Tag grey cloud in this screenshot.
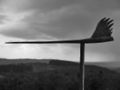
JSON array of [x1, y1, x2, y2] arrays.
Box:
[[1, 4, 95, 39], [30, 0, 120, 13], [23, 0, 81, 12], [0, 15, 7, 24], [1, 0, 120, 40], [1, 29, 55, 40], [2, 0, 81, 12], [4, 0, 119, 13]]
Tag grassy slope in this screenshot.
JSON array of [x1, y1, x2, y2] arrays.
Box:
[[0, 59, 119, 90]]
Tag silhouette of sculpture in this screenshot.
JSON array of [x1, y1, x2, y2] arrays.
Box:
[[92, 18, 113, 38], [6, 17, 114, 90], [6, 18, 114, 44]]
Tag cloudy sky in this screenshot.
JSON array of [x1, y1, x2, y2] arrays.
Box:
[[0, 0, 120, 62]]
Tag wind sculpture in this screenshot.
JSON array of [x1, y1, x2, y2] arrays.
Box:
[[6, 17, 114, 90]]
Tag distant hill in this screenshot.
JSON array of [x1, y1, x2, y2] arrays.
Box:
[[0, 58, 120, 72], [86, 61, 120, 68], [1, 58, 120, 68], [112, 67, 120, 73], [0, 59, 119, 90], [0, 58, 53, 65]]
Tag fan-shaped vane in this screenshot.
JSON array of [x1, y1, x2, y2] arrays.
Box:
[[91, 17, 113, 39]]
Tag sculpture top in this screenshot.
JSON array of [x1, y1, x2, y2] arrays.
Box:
[[6, 17, 114, 44], [92, 17, 113, 38]]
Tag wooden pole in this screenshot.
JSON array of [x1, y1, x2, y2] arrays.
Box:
[[80, 43, 85, 90]]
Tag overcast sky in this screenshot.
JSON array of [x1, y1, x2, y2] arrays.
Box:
[[0, 0, 120, 62]]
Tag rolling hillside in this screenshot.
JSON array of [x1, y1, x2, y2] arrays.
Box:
[[0, 59, 119, 90]]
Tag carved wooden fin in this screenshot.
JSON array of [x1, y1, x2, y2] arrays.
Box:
[[91, 17, 114, 39]]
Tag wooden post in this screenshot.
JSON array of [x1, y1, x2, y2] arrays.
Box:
[[80, 43, 85, 90]]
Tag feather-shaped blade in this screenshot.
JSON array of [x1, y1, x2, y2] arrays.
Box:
[[92, 17, 114, 38]]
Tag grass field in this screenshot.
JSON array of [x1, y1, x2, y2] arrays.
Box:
[[0, 59, 119, 90]]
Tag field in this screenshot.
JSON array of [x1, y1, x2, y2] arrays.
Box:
[[0, 59, 119, 90]]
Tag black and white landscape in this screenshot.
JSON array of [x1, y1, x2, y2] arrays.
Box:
[[0, 0, 120, 90]]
